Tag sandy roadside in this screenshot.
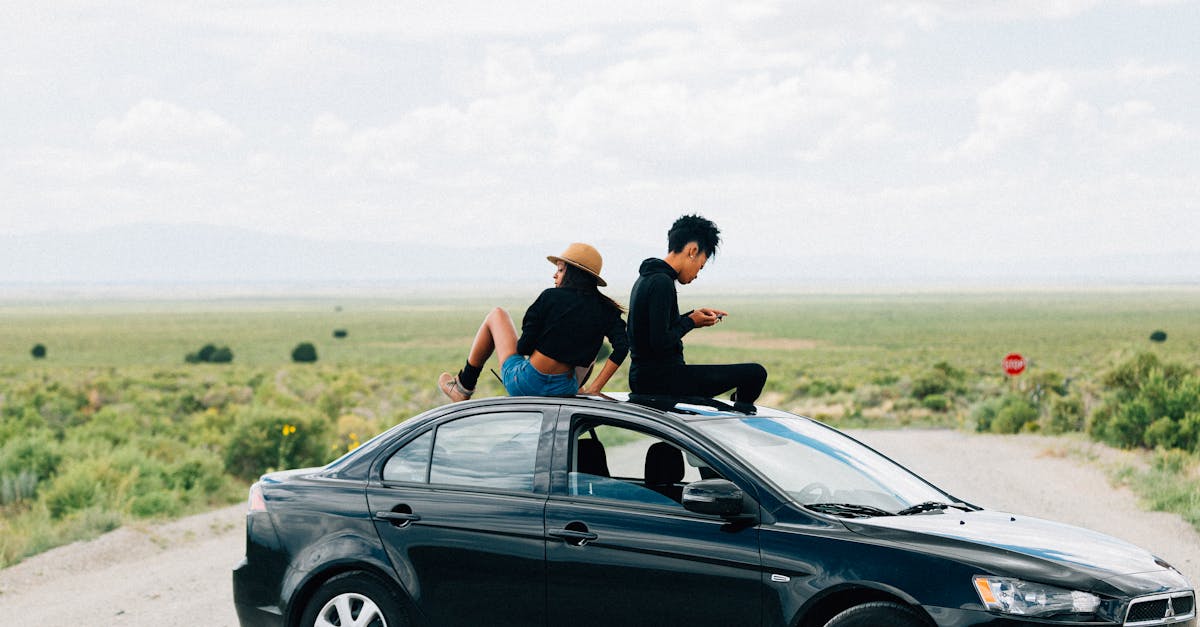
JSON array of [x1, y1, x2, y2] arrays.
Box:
[[0, 429, 1195, 626]]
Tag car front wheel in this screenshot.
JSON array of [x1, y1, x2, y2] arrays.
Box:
[[823, 601, 928, 627], [299, 571, 408, 627]]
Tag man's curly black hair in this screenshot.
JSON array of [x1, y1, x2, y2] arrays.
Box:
[[667, 214, 721, 258]]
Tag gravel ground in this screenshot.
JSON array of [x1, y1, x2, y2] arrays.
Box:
[[0, 429, 1196, 626]]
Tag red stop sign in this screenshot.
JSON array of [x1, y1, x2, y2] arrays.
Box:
[[1003, 353, 1026, 376]]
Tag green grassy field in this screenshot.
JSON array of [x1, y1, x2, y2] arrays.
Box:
[[5, 288, 1197, 382], [1, 287, 1198, 566]]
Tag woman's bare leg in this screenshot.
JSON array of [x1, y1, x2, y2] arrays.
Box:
[[440, 307, 518, 401], [467, 307, 518, 368]]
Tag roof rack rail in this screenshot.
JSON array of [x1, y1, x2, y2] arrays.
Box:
[[627, 394, 738, 414]]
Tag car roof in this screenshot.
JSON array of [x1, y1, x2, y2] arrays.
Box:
[[445, 392, 797, 422]]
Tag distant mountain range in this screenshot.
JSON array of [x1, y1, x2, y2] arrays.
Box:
[[0, 224, 1195, 290]]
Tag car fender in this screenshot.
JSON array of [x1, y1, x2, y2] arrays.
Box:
[[280, 531, 414, 624], [789, 579, 927, 627], [762, 523, 980, 625]]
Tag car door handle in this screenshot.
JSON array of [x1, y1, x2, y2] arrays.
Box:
[[374, 511, 422, 526], [548, 528, 599, 546]]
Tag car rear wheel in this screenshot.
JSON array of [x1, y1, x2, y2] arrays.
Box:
[[823, 601, 928, 627], [299, 571, 408, 627]]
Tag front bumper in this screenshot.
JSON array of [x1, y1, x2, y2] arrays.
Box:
[[926, 604, 1198, 627]]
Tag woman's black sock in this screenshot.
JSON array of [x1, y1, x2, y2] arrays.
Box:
[[458, 362, 482, 390]]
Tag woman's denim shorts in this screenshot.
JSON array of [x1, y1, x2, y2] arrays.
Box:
[[501, 354, 578, 397]]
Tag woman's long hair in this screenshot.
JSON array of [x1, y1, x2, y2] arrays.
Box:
[[560, 264, 625, 314]]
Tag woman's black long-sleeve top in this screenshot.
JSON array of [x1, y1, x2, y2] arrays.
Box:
[[516, 287, 629, 368]]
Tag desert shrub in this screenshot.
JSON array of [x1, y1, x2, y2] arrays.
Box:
[[129, 490, 183, 518], [1090, 353, 1200, 451], [291, 342, 318, 363], [186, 343, 233, 364], [1150, 330, 1167, 342], [333, 329, 348, 339], [973, 395, 1039, 434], [1045, 394, 1084, 434], [167, 450, 230, 496], [316, 371, 373, 419], [1101, 352, 1190, 395], [921, 394, 950, 412], [1028, 370, 1068, 398], [41, 459, 130, 519], [223, 405, 333, 480], [335, 413, 379, 455], [992, 398, 1039, 433], [911, 361, 965, 400], [31, 344, 47, 359], [1144, 414, 1200, 451], [0, 429, 63, 483], [794, 376, 842, 397], [72, 406, 140, 447], [852, 384, 889, 409]]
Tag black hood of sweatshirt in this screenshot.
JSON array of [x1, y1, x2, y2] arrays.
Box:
[[638, 257, 677, 279]]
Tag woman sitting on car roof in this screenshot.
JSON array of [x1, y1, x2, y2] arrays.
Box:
[[438, 242, 629, 401]]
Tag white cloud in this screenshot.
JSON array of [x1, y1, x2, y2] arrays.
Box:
[[543, 33, 604, 56], [312, 114, 350, 140], [232, 36, 372, 87], [13, 147, 201, 182], [95, 99, 243, 148], [1096, 100, 1186, 152], [955, 71, 1073, 157], [1114, 59, 1183, 83]]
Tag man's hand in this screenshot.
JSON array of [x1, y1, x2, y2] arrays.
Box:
[[689, 307, 728, 328]]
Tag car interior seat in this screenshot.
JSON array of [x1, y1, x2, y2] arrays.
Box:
[[644, 442, 685, 502], [576, 437, 610, 477]]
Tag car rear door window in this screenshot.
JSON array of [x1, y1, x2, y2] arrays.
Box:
[[382, 431, 432, 482], [429, 411, 542, 492]]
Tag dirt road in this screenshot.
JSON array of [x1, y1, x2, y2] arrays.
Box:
[[1, 430, 1196, 626]]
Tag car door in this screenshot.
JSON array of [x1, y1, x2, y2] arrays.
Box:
[[544, 410, 763, 627], [366, 405, 555, 627]]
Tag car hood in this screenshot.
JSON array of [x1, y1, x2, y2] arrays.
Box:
[[845, 509, 1189, 596]]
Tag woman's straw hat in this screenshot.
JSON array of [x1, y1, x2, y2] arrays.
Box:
[[547, 242, 606, 286]]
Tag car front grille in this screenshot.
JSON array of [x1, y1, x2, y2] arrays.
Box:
[[1125, 592, 1195, 626]]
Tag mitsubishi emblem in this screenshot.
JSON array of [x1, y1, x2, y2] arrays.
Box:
[[1164, 597, 1175, 618]]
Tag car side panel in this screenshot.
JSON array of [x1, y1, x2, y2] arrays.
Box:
[[367, 485, 547, 627], [546, 497, 763, 627]]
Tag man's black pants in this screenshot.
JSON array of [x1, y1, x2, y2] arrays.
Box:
[[629, 362, 767, 403]]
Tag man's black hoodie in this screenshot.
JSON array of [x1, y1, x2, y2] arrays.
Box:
[[627, 258, 695, 388]]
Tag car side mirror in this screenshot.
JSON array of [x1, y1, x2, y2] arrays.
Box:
[[682, 479, 748, 518]]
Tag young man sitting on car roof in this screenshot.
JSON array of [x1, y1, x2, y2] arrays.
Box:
[[626, 214, 767, 413]]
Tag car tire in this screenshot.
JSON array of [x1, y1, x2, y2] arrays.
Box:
[[823, 601, 928, 627], [299, 571, 409, 627]]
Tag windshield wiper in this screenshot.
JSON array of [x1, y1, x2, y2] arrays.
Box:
[[805, 503, 895, 518], [895, 500, 975, 515]]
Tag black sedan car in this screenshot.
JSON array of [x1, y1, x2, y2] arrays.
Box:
[[233, 394, 1194, 627]]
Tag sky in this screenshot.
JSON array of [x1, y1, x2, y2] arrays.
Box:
[[1, 1, 1197, 283]]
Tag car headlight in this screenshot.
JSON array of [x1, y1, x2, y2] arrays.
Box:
[[973, 576, 1100, 617]]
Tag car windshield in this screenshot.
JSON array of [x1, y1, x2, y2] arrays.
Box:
[[694, 415, 950, 514]]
